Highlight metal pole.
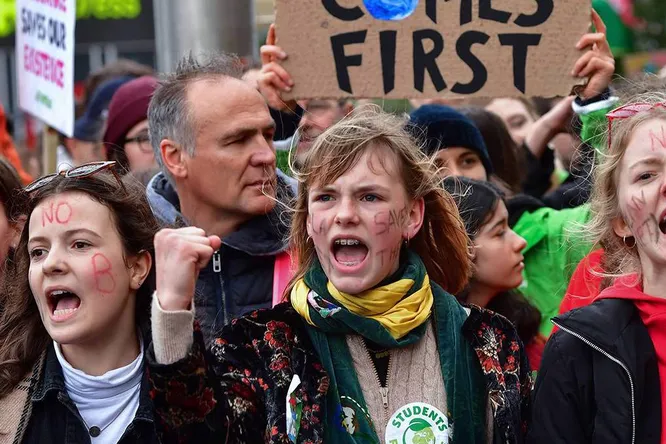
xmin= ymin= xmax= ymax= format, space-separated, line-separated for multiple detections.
xmin=153 ymin=0 xmax=257 ymax=73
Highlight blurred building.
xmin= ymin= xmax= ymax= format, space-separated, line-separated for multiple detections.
xmin=0 ymin=0 xmax=273 ymax=139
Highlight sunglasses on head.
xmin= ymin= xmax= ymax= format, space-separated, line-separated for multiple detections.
xmin=25 ymin=161 xmax=125 ymax=194
xmin=606 ymin=102 xmax=666 ymax=150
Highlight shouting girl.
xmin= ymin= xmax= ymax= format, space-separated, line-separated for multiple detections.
xmin=530 ymin=93 xmax=666 ymax=443
xmin=0 ymin=162 xmax=160 ymax=443
xmin=148 ymin=107 xmax=531 ymax=443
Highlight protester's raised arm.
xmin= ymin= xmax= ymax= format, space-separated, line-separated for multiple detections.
xmin=151 ymin=227 xmax=220 ymax=363
xmin=149 ymin=227 xmax=270 ymax=442
xmin=154 ymin=227 xmax=221 ymax=312
xmin=258 ymin=24 xmax=299 ymax=113
xmin=523 ymin=10 xmax=614 ymax=159
xmin=524 ymin=96 xmax=575 ymax=159
xmin=573 ymin=10 xmax=615 ymax=100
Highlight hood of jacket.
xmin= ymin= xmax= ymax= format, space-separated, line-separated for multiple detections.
xmin=596 ymin=276 xmax=666 ymax=358
xmin=146 ymin=171 xmax=295 ymax=256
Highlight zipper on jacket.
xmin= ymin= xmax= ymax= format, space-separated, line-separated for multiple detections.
xmin=552 ymin=320 xmax=636 ymax=444
xmin=364 ymin=342 xmax=392 ymax=423
xmin=212 ymin=250 xmax=228 ymax=325
xmin=212 ymin=251 xmax=222 ymax=273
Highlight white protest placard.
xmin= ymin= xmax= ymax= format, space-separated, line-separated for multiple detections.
xmin=276 ymin=0 xmax=590 ymax=99
xmin=16 ymin=0 xmax=76 ymax=136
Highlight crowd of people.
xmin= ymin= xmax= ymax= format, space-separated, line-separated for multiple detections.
xmin=0 ymin=8 xmax=665 ymax=444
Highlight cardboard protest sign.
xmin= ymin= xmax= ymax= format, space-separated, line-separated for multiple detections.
xmin=16 ymin=0 xmax=76 ymax=136
xmin=275 ymin=0 xmax=590 ymax=99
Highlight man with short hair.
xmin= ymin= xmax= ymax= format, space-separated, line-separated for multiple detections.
xmin=146 ymin=53 xmax=294 ymax=343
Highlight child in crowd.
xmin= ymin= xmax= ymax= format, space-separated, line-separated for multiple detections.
xmin=148 ymin=107 xmax=531 ymax=443
xmin=0 ymin=162 xmax=160 ymax=443
xmin=443 ymin=177 xmax=546 ymax=371
xmin=530 ymin=92 xmax=666 ymax=443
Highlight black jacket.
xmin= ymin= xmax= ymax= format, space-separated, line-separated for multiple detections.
xmin=146 ymin=172 xmax=295 ymax=345
xmin=528 ymin=299 xmax=661 ymax=444
xmin=521 ymin=143 xmax=555 ymax=199
xmin=21 ymin=345 xmax=158 ymax=444
xmin=541 ymin=141 xmax=595 ymax=210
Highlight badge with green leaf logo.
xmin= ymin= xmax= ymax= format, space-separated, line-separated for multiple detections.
xmin=385 ymin=402 xmax=450 ymax=444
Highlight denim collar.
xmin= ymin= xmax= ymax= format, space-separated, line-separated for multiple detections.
xmin=31 ymin=344 xmax=153 ymax=424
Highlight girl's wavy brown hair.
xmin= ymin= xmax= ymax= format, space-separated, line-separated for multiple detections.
xmin=587 ymin=91 xmax=666 ymax=283
xmin=285 ymin=105 xmax=472 ymax=298
xmin=0 ymin=172 xmax=159 ymax=397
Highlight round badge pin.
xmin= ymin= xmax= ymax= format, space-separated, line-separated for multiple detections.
xmin=385 ymin=402 xmax=449 ymax=444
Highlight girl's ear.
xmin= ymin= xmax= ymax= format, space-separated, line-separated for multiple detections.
xmin=10 ymin=215 xmax=26 ymax=250
xmin=469 ymin=244 xmax=478 ymax=261
xmin=404 ymin=197 xmax=425 ymax=241
xmin=612 ymin=213 xmax=633 ymax=239
xmin=129 ymin=251 xmax=152 ymax=291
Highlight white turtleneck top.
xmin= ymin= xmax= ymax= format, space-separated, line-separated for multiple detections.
xmin=54 ymin=339 xmax=144 ymax=443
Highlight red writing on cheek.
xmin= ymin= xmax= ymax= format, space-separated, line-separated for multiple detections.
xmin=628 ymin=190 xmax=646 ymax=215
xmin=649 ymin=127 xmax=666 ymax=151
xmin=41 ymin=202 xmax=72 ymax=227
xmin=373 ymin=207 xmax=409 ymax=235
xmin=309 ymin=213 xmax=329 ymax=235
xmin=91 ymin=253 xmax=116 ymax=294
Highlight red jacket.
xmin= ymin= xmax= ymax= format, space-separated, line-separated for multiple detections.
xmin=558 ymin=248 xmax=605 ymax=315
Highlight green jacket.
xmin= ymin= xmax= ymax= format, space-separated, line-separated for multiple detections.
xmin=514 ymin=205 xmax=592 ymax=337
xmin=515 ymin=100 xmax=616 ymax=337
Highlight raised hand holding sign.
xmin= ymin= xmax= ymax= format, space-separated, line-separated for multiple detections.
xmin=275 ymin=0 xmax=587 ymax=99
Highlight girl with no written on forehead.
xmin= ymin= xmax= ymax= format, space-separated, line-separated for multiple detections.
xmin=0 ymin=164 xmax=161 ymax=443
xmin=148 ymin=106 xmax=531 ymax=443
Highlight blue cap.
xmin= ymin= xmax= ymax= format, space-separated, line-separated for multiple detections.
xmin=73 ymin=76 xmax=134 ymax=142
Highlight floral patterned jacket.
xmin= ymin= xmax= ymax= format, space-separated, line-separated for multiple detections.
xmin=148 ymin=303 xmax=532 ymax=444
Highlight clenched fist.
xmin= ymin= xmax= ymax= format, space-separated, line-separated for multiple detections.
xmin=154 ymin=227 xmax=222 ymax=311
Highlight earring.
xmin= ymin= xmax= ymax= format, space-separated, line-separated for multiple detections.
xmin=623 ymin=236 xmax=636 ymax=248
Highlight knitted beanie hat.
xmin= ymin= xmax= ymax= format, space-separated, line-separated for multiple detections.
xmin=408 ymin=104 xmax=493 ymax=175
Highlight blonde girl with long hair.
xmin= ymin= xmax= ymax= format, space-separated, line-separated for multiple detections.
xmin=530 ymin=92 xmax=666 ymax=443
xmin=148 ymin=106 xmax=531 ymax=444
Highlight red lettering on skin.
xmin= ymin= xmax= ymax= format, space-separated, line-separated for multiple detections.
xmin=374 ymin=211 xmax=391 ymax=235
xmin=92 ymin=253 xmax=116 ymax=294
xmin=309 ymin=214 xmax=329 ymax=235
xmin=41 ymin=202 xmax=73 ymax=227
xmin=628 ymin=190 xmax=646 ymax=214
xmin=374 ymin=207 xmax=409 ymax=236
xmin=649 ymin=127 xmax=666 ymax=151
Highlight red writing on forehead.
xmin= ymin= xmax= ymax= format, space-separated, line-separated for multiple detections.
xmin=649 ymin=127 xmax=666 ymax=151
xmin=91 ymin=253 xmax=116 ymax=294
xmin=41 ymin=202 xmax=72 ymax=227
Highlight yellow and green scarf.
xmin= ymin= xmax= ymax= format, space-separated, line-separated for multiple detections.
xmin=291 ymin=250 xmax=486 ymax=443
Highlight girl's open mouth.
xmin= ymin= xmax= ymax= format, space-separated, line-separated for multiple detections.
xmin=332 ymin=238 xmax=369 ymax=270
xmin=47 ymin=289 xmax=81 ymax=322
